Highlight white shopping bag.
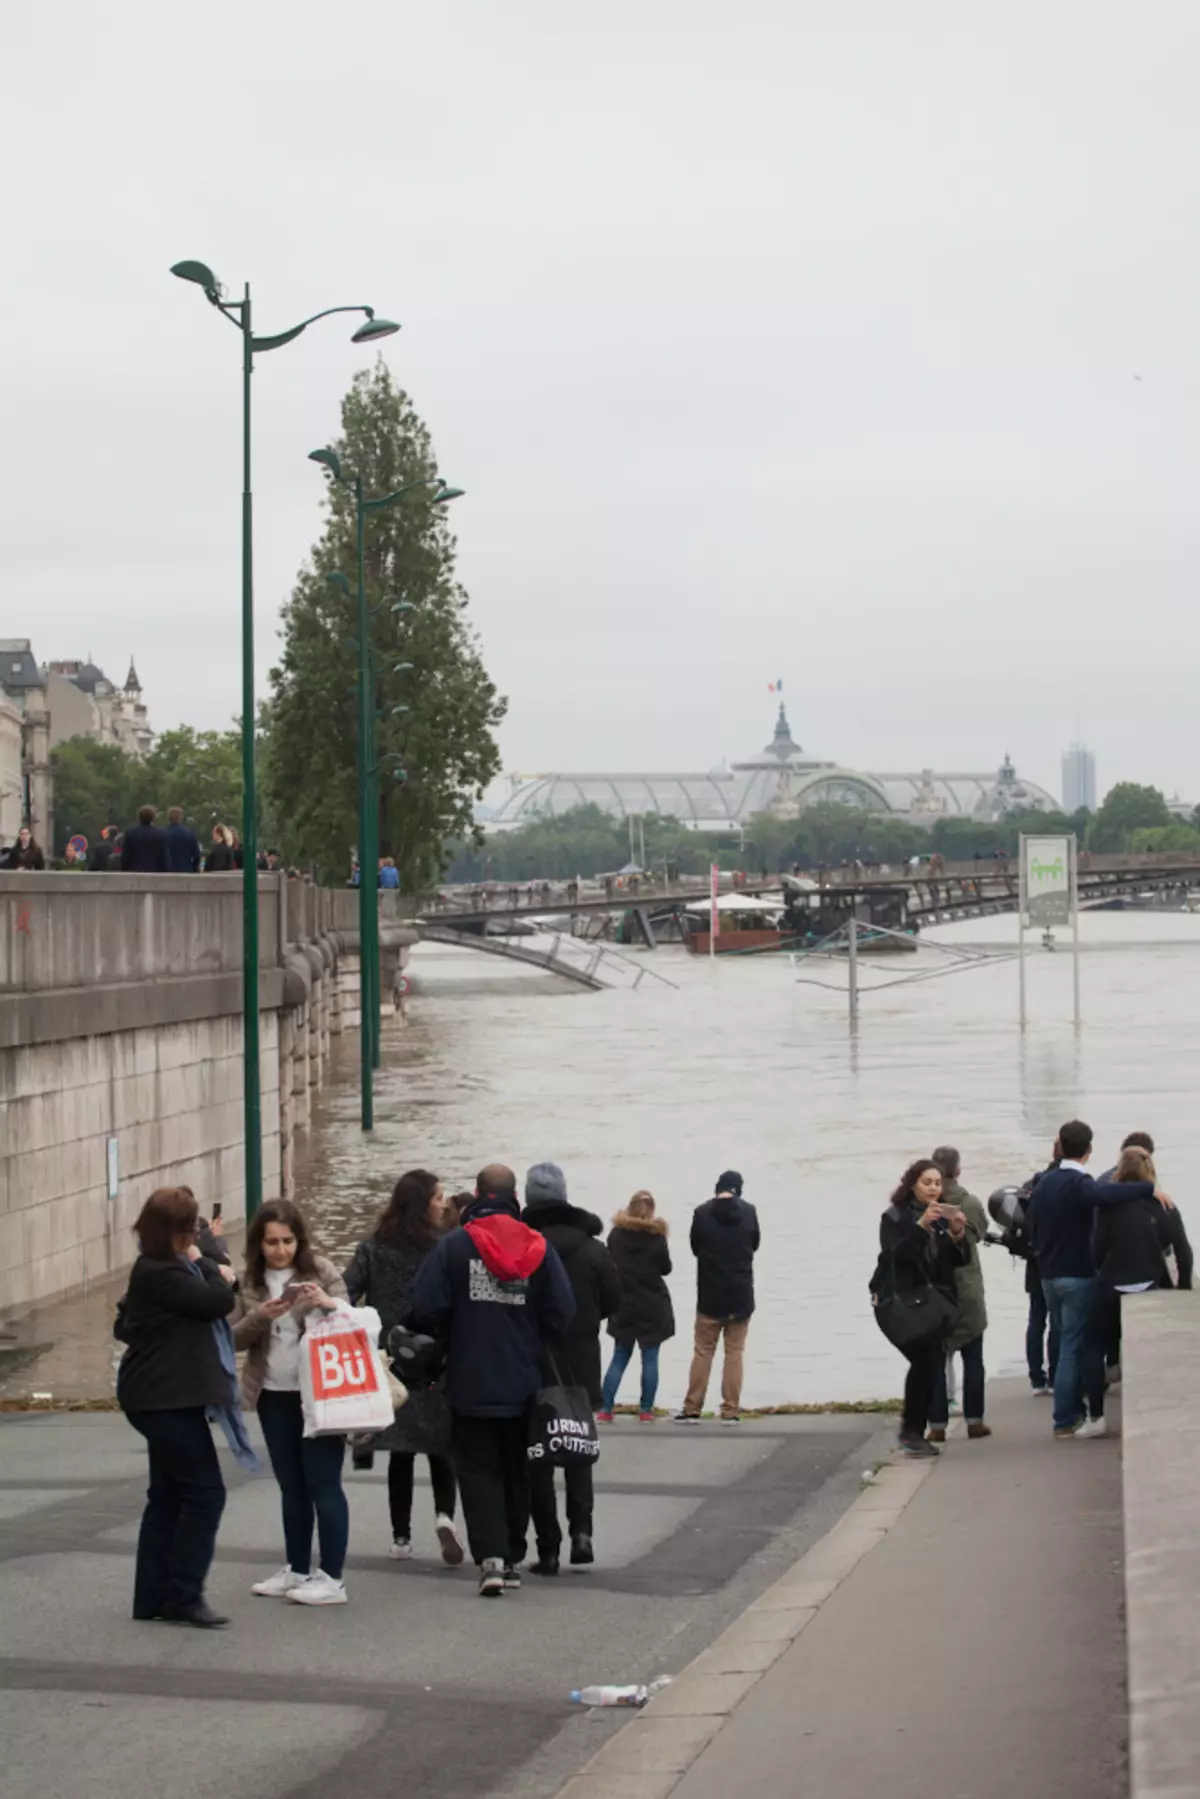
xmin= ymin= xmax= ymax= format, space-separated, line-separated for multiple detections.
xmin=299 ymin=1304 xmax=395 ymax=1438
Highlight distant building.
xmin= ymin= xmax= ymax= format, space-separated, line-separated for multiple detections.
xmin=0 ymin=643 xmax=154 ymax=846
xmin=485 ymin=705 xmax=1060 ymax=833
xmin=1061 ymin=742 xmax=1097 ymax=815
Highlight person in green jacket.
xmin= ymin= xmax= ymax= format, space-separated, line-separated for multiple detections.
xmin=926 ymin=1146 xmax=991 ymax=1442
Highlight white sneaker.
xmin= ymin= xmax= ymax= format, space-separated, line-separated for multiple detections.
xmin=1076 ymin=1417 xmax=1109 ymax=1439
xmin=285 ymin=1570 xmax=348 ymax=1605
xmin=252 ymin=1565 xmax=306 ymax=1598
xmin=435 ymin=1514 xmax=465 ymax=1567
xmin=388 ymin=1538 xmax=413 ymax=1560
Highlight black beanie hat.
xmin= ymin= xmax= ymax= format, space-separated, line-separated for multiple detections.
xmin=716 ymin=1170 xmax=743 ymax=1196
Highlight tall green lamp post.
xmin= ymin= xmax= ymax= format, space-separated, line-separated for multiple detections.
xmin=170 ymin=260 xmax=399 ymax=1220
xmin=308 ymin=450 xmax=462 ymax=1127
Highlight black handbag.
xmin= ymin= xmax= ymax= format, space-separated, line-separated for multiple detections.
xmin=527 ymin=1349 xmax=599 ymax=1468
xmin=870 ymin=1249 xmax=959 ymax=1352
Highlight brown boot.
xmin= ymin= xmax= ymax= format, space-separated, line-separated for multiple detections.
xmin=967 ymin=1422 xmax=992 ymax=1439
xmin=927 ymin=1427 xmax=946 ymax=1444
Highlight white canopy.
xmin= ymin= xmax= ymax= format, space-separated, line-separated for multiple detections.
xmin=685 ymin=893 xmax=784 ymax=915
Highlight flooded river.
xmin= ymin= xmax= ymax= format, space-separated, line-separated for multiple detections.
xmin=292 ymin=909 xmax=1200 ymax=1407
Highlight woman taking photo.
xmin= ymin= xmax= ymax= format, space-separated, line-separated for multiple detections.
xmin=233 ymin=1200 xmax=350 ymax=1606
xmin=597 ymin=1191 xmax=674 ymax=1421
xmin=874 ymin=1159 xmax=969 ymax=1458
xmin=344 ymin=1170 xmax=463 ymax=1566
xmin=115 ymin=1186 xmax=238 ymax=1628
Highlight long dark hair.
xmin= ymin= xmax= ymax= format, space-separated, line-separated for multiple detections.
xmin=375 ymin=1169 xmax=442 ymax=1251
xmin=246 ymin=1199 xmax=320 ymax=1288
xmin=890 ymin=1159 xmax=940 ymax=1209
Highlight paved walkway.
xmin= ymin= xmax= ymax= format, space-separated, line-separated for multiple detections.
xmin=0 ymin=1408 xmax=877 ymax=1799
xmin=564 ymin=1379 xmax=1126 ymax=1799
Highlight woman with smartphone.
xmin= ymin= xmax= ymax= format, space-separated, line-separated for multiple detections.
xmin=233 ymin=1200 xmax=350 ymax=1606
xmin=876 ymin=1160 xmax=969 ymax=1458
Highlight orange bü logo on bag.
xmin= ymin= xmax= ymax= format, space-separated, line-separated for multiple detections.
xmin=308 ymin=1328 xmax=381 ymax=1400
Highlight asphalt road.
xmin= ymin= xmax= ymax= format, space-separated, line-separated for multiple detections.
xmin=0 ymin=1409 xmax=879 ymax=1799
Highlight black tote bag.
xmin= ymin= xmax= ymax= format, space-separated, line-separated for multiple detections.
xmin=527 ymin=1349 xmax=600 ymax=1468
xmin=870 ymin=1249 xmax=959 ymax=1353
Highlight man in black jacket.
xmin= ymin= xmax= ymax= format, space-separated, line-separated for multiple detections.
xmin=119 ymin=805 xmax=170 ymax=873
xmin=165 ymin=806 xmax=202 ymax=874
xmin=406 ymin=1164 xmax=575 ymax=1597
xmin=676 ymin=1170 xmax=760 ymax=1424
xmin=521 ymin=1162 xmax=621 ymax=1575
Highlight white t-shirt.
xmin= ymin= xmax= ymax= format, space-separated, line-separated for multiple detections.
xmin=262 ymin=1265 xmax=303 ymax=1391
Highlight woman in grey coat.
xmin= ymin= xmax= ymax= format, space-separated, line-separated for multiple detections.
xmin=344 ymin=1170 xmax=463 ymax=1565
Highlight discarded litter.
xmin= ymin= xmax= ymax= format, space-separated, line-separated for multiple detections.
xmin=570 ymin=1677 xmax=672 ymax=1709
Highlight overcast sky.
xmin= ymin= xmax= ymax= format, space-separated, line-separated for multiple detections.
xmin=4 ymin=1 xmax=1199 ymax=805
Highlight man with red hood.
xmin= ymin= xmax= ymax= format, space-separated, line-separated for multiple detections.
xmin=406 ymin=1164 xmax=575 ymax=1597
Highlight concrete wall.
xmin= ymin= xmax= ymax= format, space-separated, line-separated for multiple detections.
xmin=0 ymin=872 xmax=415 ymax=1314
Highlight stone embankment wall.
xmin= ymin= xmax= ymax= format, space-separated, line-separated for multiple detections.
xmin=0 ymin=873 xmax=413 ymax=1312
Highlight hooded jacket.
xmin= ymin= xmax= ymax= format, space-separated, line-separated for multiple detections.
xmin=520 ymin=1197 xmax=622 ymax=1404
xmin=939 ymin=1176 xmax=989 ymax=1351
xmin=690 ymin=1192 xmax=760 ymax=1321
xmin=607 ymin=1212 xmax=675 ymax=1348
xmin=405 ymin=1195 xmax=576 ymax=1417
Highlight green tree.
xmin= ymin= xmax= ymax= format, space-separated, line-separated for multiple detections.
xmin=49 ymin=738 xmax=137 ymax=854
xmin=263 ymin=363 xmax=504 ymax=886
xmin=1087 ymin=782 xmax=1172 ymax=853
xmin=141 ymin=726 xmax=244 ymax=840
xmin=1128 ymin=822 xmax=1200 ymax=853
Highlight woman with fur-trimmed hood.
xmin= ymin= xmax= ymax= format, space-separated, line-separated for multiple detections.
xmin=598 ymin=1192 xmax=675 ymax=1421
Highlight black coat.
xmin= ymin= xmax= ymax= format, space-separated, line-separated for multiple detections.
xmin=166 ymin=822 xmax=202 ymax=873
xmin=405 ymin=1197 xmax=576 ymax=1417
xmin=115 ymin=1255 xmax=236 ymax=1412
xmin=119 ymin=823 xmax=170 ymax=873
xmin=878 ymin=1202 xmax=970 ymax=1299
xmin=521 ymin=1200 xmax=623 ymax=1403
xmin=690 ymin=1195 xmax=760 ymax=1322
xmin=205 ymin=841 xmax=236 ymax=872
xmin=1094 ymin=1195 xmax=1193 ymax=1290
xmin=345 ymin=1234 xmax=452 ymax=1454
xmin=606 ymin=1214 xmax=675 ymax=1348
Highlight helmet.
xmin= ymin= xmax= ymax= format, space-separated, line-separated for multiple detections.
xmin=386 ymin=1325 xmax=445 ymax=1389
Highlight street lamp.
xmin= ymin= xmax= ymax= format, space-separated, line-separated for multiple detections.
xmin=171 ymin=259 xmax=399 ymax=1221
xmin=309 ymin=449 xmax=462 ymax=1127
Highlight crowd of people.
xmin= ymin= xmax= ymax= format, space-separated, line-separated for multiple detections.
xmin=874 ymin=1122 xmax=1191 ymax=1457
xmin=112 ymin=1165 xmax=762 ymax=1624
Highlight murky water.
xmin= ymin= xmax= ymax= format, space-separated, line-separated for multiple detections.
xmin=291 ymin=909 xmax=1200 ymax=1407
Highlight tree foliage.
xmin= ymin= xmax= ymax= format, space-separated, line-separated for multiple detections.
xmin=50 ymin=727 xmax=245 ymax=855
xmin=49 ymin=739 xmax=137 ymax=853
xmin=263 ymin=363 xmax=505 ymax=886
xmin=1087 ymin=782 xmax=1172 ymax=853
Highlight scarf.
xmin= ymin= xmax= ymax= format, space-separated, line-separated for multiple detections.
xmin=183 ymin=1259 xmax=260 ymax=1473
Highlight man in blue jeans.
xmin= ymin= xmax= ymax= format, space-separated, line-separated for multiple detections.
xmin=1027 ymin=1119 xmax=1158 ymax=1440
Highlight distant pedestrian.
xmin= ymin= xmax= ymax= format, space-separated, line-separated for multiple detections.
xmin=87 ymin=824 xmax=121 ymax=871
xmin=925 ymin=1147 xmax=991 ymax=1442
xmin=873 ymin=1159 xmax=969 ymax=1458
xmin=343 ymin=1170 xmax=464 ymax=1568
xmin=205 ymin=824 xmax=237 ymax=872
xmin=598 ymin=1191 xmax=675 ymax=1422
xmin=675 ymin=1171 xmax=760 ymax=1424
xmin=120 ymin=805 xmax=170 ymax=873
xmin=165 ymin=806 xmax=202 ymax=873
xmin=405 ymin=1164 xmax=575 ymax=1597
xmin=114 ymin=1186 xmax=239 ymax=1627
xmin=233 ymin=1201 xmax=351 ymax=1606
xmin=378 ymin=856 xmax=401 ymax=890
xmin=1 ymin=825 xmax=45 ymax=870
xmin=521 ymin=1163 xmax=621 ymax=1575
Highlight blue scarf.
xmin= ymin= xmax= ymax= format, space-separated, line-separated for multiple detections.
xmin=183 ymin=1259 xmax=260 ymax=1473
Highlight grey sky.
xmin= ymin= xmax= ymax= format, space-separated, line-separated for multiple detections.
xmin=4 ymin=1 xmax=1198 ymax=806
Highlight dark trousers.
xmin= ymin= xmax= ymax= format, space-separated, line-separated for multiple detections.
xmin=257 ymin=1389 xmax=349 ymax=1580
xmin=898 ymin=1340 xmax=943 ymax=1438
xmin=387 ymin=1451 xmax=458 ymax=1540
xmin=928 ymin=1333 xmax=985 ymax=1427
xmin=1026 ymin=1285 xmax=1061 ymax=1390
xmin=126 ymin=1406 xmax=226 ymax=1617
xmin=451 ymin=1412 xmax=530 ymax=1566
xmin=529 ymin=1459 xmax=594 ymax=1555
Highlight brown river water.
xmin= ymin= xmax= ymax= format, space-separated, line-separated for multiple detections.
xmin=4 ymin=910 xmax=1195 ymax=1407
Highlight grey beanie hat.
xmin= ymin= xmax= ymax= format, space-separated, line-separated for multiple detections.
xmin=524 ymin=1162 xmax=568 ymax=1209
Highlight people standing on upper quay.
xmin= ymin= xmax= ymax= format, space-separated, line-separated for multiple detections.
xmin=379 ymin=856 xmax=401 ymax=889
xmin=520 ymin=1162 xmax=621 ymax=1576
xmin=1101 ymin=1132 xmax=1192 ymax=1289
xmin=1093 ymin=1148 xmax=1191 ymax=1383
xmin=599 ymin=1190 xmax=675 ymax=1422
xmin=119 ymin=804 xmax=170 ymax=873
xmin=874 ymin=1159 xmax=969 ymax=1458
xmin=1026 ymin=1119 xmax=1161 ymax=1441
xmin=405 ymin=1164 xmax=575 ymax=1598
xmin=343 ymin=1169 xmax=464 ymax=1569
xmin=114 ymin=1186 xmax=239 ymax=1629
xmin=925 ymin=1146 xmax=991 ymax=1443
xmin=165 ymin=806 xmax=202 ymax=873
xmin=232 ymin=1200 xmax=352 ymax=1607
xmin=1 ymin=825 xmax=45 ymax=870
xmin=675 ymin=1170 xmax=760 ymax=1425
xmin=204 ymin=823 xmax=237 ymax=872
